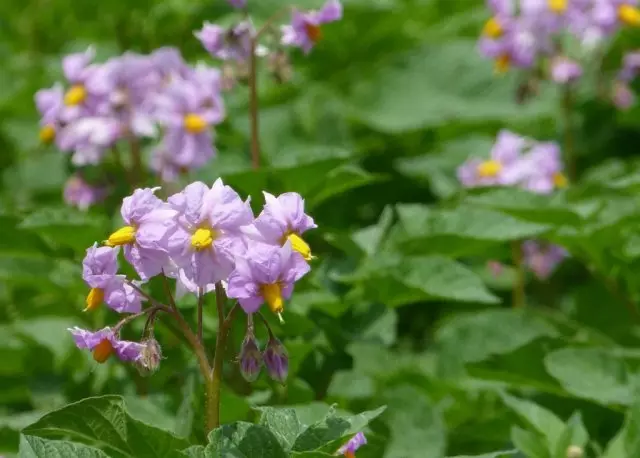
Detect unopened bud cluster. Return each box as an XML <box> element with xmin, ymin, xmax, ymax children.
<box><xmin>239</xmin><ymin>318</ymin><xmax>289</xmax><ymax>384</ymax></box>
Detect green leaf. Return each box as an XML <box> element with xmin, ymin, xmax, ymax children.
<box><xmin>349</xmin><ymin>253</ymin><xmax>499</xmax><ymax>306</ymax></box>
<box><xmin>306</xmin><ymin>164</ymin><xmax>383</xmax><ymax>209</ymax></box>
<box><xmin>257</xmin><ymin>407</ymin><xmax>304</xmax><ymax>451</ymax></box>
<box><xmin>394</xmin><ymin>204</ymin><xmax>549</xmax><ymax>256</ymax></box>
<box><xmin>511</xmin><ymin>426</ymin><xmax>551</xmax><ymax>458</ymax></box>
<box><xmin>208</xmin><ymin>422</ymin><xmax>287</xmax><ymax>458</ymax></box>
<box><xmin>349</xmin><ymin>40</ymin><xmax>553</xmax><ymax>133</ymax></box>
<box><xmin>19</xmin><ymin>435</ymin><xmax>109</xmax><ymax>458</ymax></box>
<box><xmin>382</xmin><ymin>386</ymin><xmax>445</xmax><ymax>458</ymax></box>
<box><xmin>544</xmin><ymin>347</ymin><xmax>632</xmax><ymax>405</ymax></box>
<box><xmin>445</xmin><ymin>451</ymin><xmax>518</xmax><ymax>458</ymax></box>
<box><xmin>292</xmin><ymin>406</ymin><xmax>386</xmax><ymax>452</ymax></box>
<box><xmin>552</xmin><ymin>412</ymin><xmax>588</xmax><ymax>458</ymax></box>
<box><xmin>435</xmin><ymin>309</ymin><xmax>558</xmax><ymax>363</ymax></box>
<box><xmin>22</xmin><ymin>395</ymin><xmax>189</xmax><ymax>458</ymax></box>
<box><xmin>501</xmin><ymin>394</ymin><xmax>564</xmax><ymax>452</ymax></box>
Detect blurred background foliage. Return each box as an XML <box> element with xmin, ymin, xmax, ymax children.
<box><xmin>3</xmin><ymin>0</ymin><xmax>640</xmax><ymax>457</ymax></box>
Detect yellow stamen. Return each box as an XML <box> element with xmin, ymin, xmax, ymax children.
<box><xmin>304</xmin><ymin>23</ymin><xmax>323</xmax><ymax>42</ymax></box>
<box><xmin>482</xmin><ymin>17</ymin><xmax>503</xmax><ymax>38</ymax></box>
<box><xmin>39</xmin><ymin>125</ymin><xmax>56</xmax><ymax>144</ymax></box>
<box><xmin>495</xmin><ymin>54</ymin><xmax>510</xmax><ymax>74</ymax></box>
<box><xmin>183</xmin><ymin>113</ymin><xmax>207</xmax><ymax>134</ymax></box>
<box><xmin>548</xmin><ymin>0</ymin><xmax>567</xmax><ymax>13</ymax></box>
<box><xmin>262</xmin><ymin>283</ymin><xmax>284</xmax><ymax>315</ymax></box>
<box><xmin>64</xmin><ymin>85</ymin><xmax>87</xmax><ymax>106</ymax></box>
<box><xmin>553</xmin><ymin>172</ymin><xmax>568</xmax><ymax>188</ymax></box>
<box><xmin>191</xmin><ymin>227</ymin><xmax>215</xmax><ymax>251</ymax></box>
<box><xmin>619</xmin><ymin>4</ymin><xmax>640</xmax><ymax>26</ymax></box>
<box><xmin>477</xmin><ymin>160</ymin><xmax>503</xmax><ymax>178</ymax></box>
<box><xmin>286</xmin><ymin>233</ymin><xmax>314</xmax><ymax>261</ymax></box>
<box><xmin>84</xmin><ymin>288</ymin><xmax>104</xmax><ymax>311</ymax></box>
<box><xmin>92</xmin><ymin>339</ymin><xmax>114</xmax><ymax>364</ymax></box>
<box><xmin>105</xmin><ymin>226</ymin><xmax>136</xmax><ymax>247</ymax></box>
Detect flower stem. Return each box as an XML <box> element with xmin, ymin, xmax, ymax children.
<box><xmin>197</xmin><ymin>287</ymin><xmax>204</xmax><ymax>343</ymax></box>
<box><xmin>207</xmin><ymin>285</ymin><xmax>238</xmax><ymax>433</ymax></box>
<box><xmin>129</xmin><ymin>136</ymin><xmax>144</xmax><ymax>185</ymax></box>
<box><xmin>560</xmin><ymin>86</ymin><xmax>576</xmax><ymax>181</ymax></box>
<box><xmin>248</xmin><ymin>38</ymin><xmax>261</xmax><ymax>170</ymax></box>
<box><xmin>511</xmin><ymin>241</ymin><xmax>526</xmax><ymax>308</ymax></box>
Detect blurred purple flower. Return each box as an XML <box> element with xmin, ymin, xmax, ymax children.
<box><xmin>68</xmin><ymin>326</ymin><xmax>144</xmax><ymax>363</ymax></box>
<box><xmin>57</xmin><ymin>116</ymin><xmax>121</xmax><ymax>165</ymax></box>
<box><xmin>226</xmin><ymin>241</ymin><xmax>310</xmax><ymax>317</ymax></box>
<box><xmin>195</xmin><ymin>22</ymin><xmax>254</xmax><ymax>62</ymax></box>
<box><xmin>166</xmin><ymin>179</ymin><xmax>253</xmax><ymax>289</ymax></box>
<box><xmin>337</xmin><ymin>432</ymin><xmax>367</xmax><ymax>457</ymax></box>
<box><xmin>281</xmin><ymin>0</ymin><xmax>343</xmax><ymax>53</ymax></box>
<box><xmin>518</xmin><ymin>141</ymin><xmax>567</xmax><ymax>194</ymax></box>
<box><xmin>35</xmin><ymin>84</ymin><xmax>64</xmax><ymax>143</ymax></box>
<box><xmin>82</xmin><ymin>243</ymin><xmax>143</xmax><ymax>313</ymax></box>
<box><xmin>63</xmin><ymin>174</ymin><xmax>106</xmax><ymax>210</ymax></box>
<box><xmin>551</xmin><ymin>56</ymin><xmax>583</xmax><ymax>84</ymax></box>
<box><xmin>523</xmin><ymin>240</ymin><xmax>568</xmax><ymax>280</ymax></box>
<box><xmin>228</xmin><ymin>0</ymin><xmax>246</xmax><ymax>8</ymax></box>
<box><xmin>613</xmin><ymin>80</ymin><xmax>636</xmax><ymax>108</ymax></box>
<box><xmin>59</xmin><ymin>47</ymin><xmax>100</xmax><ymax>122</ymax></box>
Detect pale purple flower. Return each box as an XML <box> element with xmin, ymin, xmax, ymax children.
<box><xmin>457</xmin><ymin>130</ymin><xmax>527</xmax><ymax>188</ymax></box>
<box><xmin>107</xmin><ymin>187</ymin><xmax>177</xmax><ymax>281</ymax></box>
<box><xmin>487</xmin><ymin>260</ymin><xmax>505</xmax><ymax>277</ymax></box>
<box><xmin>68</xmin><ymin>326</ymin><xmax>144</xmax><ymax>363</ymax></box>
<box><xmin>281</xmin><ymin>0</ymin><xmax>343</xmax><ymax>53</ymax></box>
<box><xmin>613</xmin><ymin>80</ymin><xmax>636</xmax><ymax>108</ymax></box>
<box><xmin>226</xmin><ymin>241</ymin><xmax>310</xmax><ymax>315</ymax></box>
<box><xmin>151</xmin><ymin>47</ymin><xmax>191</xmax><ymax>81</ymax></box>
<box><xmin>522</xmin><ymin>240</ymin><xmax>568</xmax><ymax>280</ymax></box>
<box><xmin>63</xmin><ymin>175</ymin><xmax>106</xmax><ymax>210</ymax></box>
<box><xmin>195</xmin><ymin>22</ymin><xmax>254</xmax><ymax>62</ymax></box>
<box><xmin>551</xmin><ymin>56</ymin><xmax>583</xmax><ymax>84</ymax></box>
<box><xmin>57</xmin><ymin>116</ymin><xmax>121</xmax><ymax>165</ymax></box>
<box><xmin>59</xmin><ymin>47</ymin><xmax>100</xmax><ymax>122</ymax></box>
<box><xmin>247</xmin><ymin>192</ymin><xmax>317</xmax><ymax>260</ymax></box>
<box><xmin>82</xmin><ymin>243</ymin><xmax>143</xmax><ymax>313</ymax></box>
<box><xmin>337</xmin><ymin>432</ymin><xmax>367</xmax><ymax>456</ymax></box>
<box><xmin>35</xmin><ymin>83</ymin><xmax>64</xmax><ymax>126</ymax></box>
<box><xmin>228</xmin><ymin>0</ymin><xmax>246</xmax><ymax>8</ymax></box>
<box><xmin>166</xmin><ymin>179</ymin><xmax>253</xmax><ymax>288</ymax></box>
<box><xmin>154</xmin><ymin>72</ymin><xmax>224</xmax><ymax>171</ymax></box>
<box><xmin>618</xmin><ymin>50</ymin><xmax>640</xmax><ymax>81</ymax></box>
<box><xmin>518</xmin><ymin>141</ymin><xmax>566</xmax><ymax>194</ymax></box>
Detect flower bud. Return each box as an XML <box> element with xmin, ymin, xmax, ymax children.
<box><xmin>239</xmin><ymin>332</ymin><xmax>262</xmax><ymax>382</ymax></box>
<box><xmin>566</xmin><ymin>445</ymin><xmax>583</xmax><ymax>458</ymax></box>
<box><xmin>263</xmin><ymin>336</ymin><xmax>288</xmax><ymax>384</ymax></box>
<box><xmin>136</xmin><ymin>338</ymin><xmax>162</xmax><ymax>376</ymax></box>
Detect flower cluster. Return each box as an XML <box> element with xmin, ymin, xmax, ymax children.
<box><xmin>336</xmin><ymin>432</ymin><xmax>367</xmax><ymax>457</ymax></box>
<box><xmin>35</xmin><ymin>47</ymin><xmax>224</xmax><ymax>208</ymax></box>
<box><xmin>458</xmin><ymin>130</ymin><xmax>569</xmax><ymax>279</ymax></box>
<box><xmin>68</xmin><ymin>180</ymin><xmax>316</xmax><ymax>372</ymax></box>
<box><xmin>478</xmin><ymin>0</ymin><xmax>640</xmax><ymax>79</ymax></box>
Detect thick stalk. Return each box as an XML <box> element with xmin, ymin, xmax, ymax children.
<box><xmin>511</xmin><ymin>241</ymin><xmax>526</xmax><ymax>308</ymax></box>
<box><xmin>248</xmin><ymin>38</ymin><xmax>260</xmax><ymax>170</ymax></box>
<box><xmin>207</xmin><ymin>284</ymin><xmax>238</xmax><ymax>433</ymax></box>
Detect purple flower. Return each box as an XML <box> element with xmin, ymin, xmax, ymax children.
<box><xmin>249</xmin><ymin>192</ymin><xmax>317</xmax><ymax>260</ymax></box>
<box><xmin>154</xmin><ymin>72</ymin><xmax>224</xmax><ymax>171</ymax></box>
<box><xmin>522</xmin><ymin>240</ymin><xmax>568</xmax><ymax>280</ymax></box>
<box><xmin>82</xmin><ymin>243</ymin><xmax>143</xmax><ymax>313</ymax></box>
<box><xmin>63</xmin><ymin>175</ymin><xmax>106</xmax><ymax>210</ymax></box>
<box><xmin>195</xmin><ymin>22</ymin><xmax>254</xmax><ymax>62</ymax></box>
<box><xmin>457</xmin><ymin>130</ymin><xmax>527</xmax><ymax>188</ymax></box>
<box><xmin>551</xmin><ymin>56</ymin><xmax>583</xmax><ymax>84</ymax></box>
<box><xmin>68</xmin><ymin>326</ymin><xmax>144</xmax><ymax>363</ymax></box>
<box><xmin>487</xmin><ymin>260</ymin><xmax>505</xmax><ymax>277</ymax></box>
<box><xmin>227</xmin><ymin>241</ymin><xmax>310</xmax><ymax>317</ymax></box>
<box><xmin>57</xmin><ymin>116</ymin><xmax>121</xmax><ymax>165</ymax></box>
<box><xmin>106</xmin><ymin>187</ymin><xmax>177</xmax><ymax>280</ymax></box>
<box><xmin>166</xmin><ymin>179</ymin><xmax>253</xmax><ymax>289</ymax></box>
<box><xmin>228</xmin><ymin>0</ymin><xmax>246</xmax><ymax>8</ymax></box>
<box><xmin>281</xmin><ymin>0</ymin><xmax>343</xmax><ymax>53</ymax></box>
<box><xmin>613</xmin><ymin>80</ymin><xmax>636</xmax><ymax>109</ymax></box>
<box><xmin>263</xmin><ymin>336</ymin><xmax>288</xmax><ymax>383</ymax></box>
<box><xmin>618</xmin><ymin>50</ymin><xmax>640</xmax><ymax>82</ymax></box>
<box><xmin>518</xmin><ymin>141</ymin><xmax>567</xmax><ymax>194</ymax></box>
<box><xmin>35</xmin><ymin>84</ymin><xmax>64</xmax><ymax>143</ymax></box>
<box><xmin>150</xmin><ymin>47</ymin><xmax>191</xmax><ymax>81</ymax></box>
<box><xmin>59</xmin><ymin>47</ymin><xmax>100</xmax><ymax>122</ymax></box>
<box><xmin>337</xmin><ymin>432</ymin><xmax>367</xmax><ymax>457</ymax></box>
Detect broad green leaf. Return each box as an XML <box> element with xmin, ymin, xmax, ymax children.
<box><xmin>544</xmin><ymin>348</ymin><xmax>632</xmax><ymax>405</ymax></box>
<box><xmin>257</xmin><ymin>407</ymin><xmax>304</xmax><ymax>451</ymax></box>
<box><xmin>446</xmin><ymin>451</ymin><xmax>518</xmax><ymax>458</ymax></box>
<box><xmin>349</xmin><ymin>253</ymin><xmax>499</xmax><ymax>306</ymax></box>
<box><xmin>306</xmin><ymin>164</ymin><xmax>383</xmax><ymax>208</ymax></box>
<box><xmin>349</xmin><ymin>40</ymin><xmax>554</xmax><ymax>133</ymax></box>
<box><xmin>19</xmin><ymin>435</ymin><xmax>109</xmax><ymax>458</ymax></box>
<box><xmin>436</xmin><ymin>309</ymin><xmax>558</xmax><ymax>363</ymax></box>
<box><xmin>511</xmin><ymin>426</ymin><xmax>550</xmax><ymax>458</ymax></box>
<box><xmin>174</xmin><ymin>373</ymin><xmax>197</xmax><ymax>438</ymax></box>
<box><xmin>501</xmin><ymin>394</ymin><xmax>564</xmax><ymax>452</ymax></box>
<box><xmin>603</xmin><ymin>403</ymin><xmax>640</xmax><ymax>458</ymax></box>
<box><xmin>552</xmin><ymin>412</ymin><xmax>588</xmax><ymax>458</ymax></box>
<box><xmin>180</xmin><ymin>446</ymin><xmax>205</xmax><ymax>458</ymax></box>
<box><xmin>22</xmin><ymin>395</ymin><xmax>188</xmax><ymax>458</ymax></box>
<box><xmin>382</xmin><ymin>386</ymin><xmax>445</xmax><ymax>458</ymax></box>
<box><xmin>292</xmin><ymin>406</ymin><xmax>386</xmax><ymax>452</ymax></box>
<box><xmin>208</xmin><ymin>422</ymin><xmax>287</xmax><ymax>458</ymax></box>
<box><xmin>327</xmin><ymin>370</ymin><xmax>375</xmax><ymax>400</ymax></box>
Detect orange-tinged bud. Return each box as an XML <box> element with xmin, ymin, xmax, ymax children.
<box><xmin>92</xmin><ymin>339</ymin><xmax>114</xmax><ymax>363</ymax></box>
<box><xmin>304</xmin><ymin>23</ymin><xmax>323</xmax><ymax>42</ymax></box>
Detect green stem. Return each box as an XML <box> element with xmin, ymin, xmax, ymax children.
<box><xmin>207</xmin><ymin>284</ymin><xmax>238</xmax><ymax>433</ymax></box>
<box><xmin>248</xmin><ymin>37</ymin><xmax>260</xmax><ymax>170</ymax></box>
<box><xmin>511</xmin><ymin>241</ymin><xmax>526</xmax><ymax>308</ymax></box>
<box><xmin>560</xmin><ymin>86</ymin><xmax>576</xmax><ymax>181</ymax></box>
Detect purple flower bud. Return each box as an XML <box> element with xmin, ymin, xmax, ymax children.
<box><xmin>522</xmin><ymin>240</ymin><xmax>568</xmax><ymax>280</ymax></box>
<box><xmin>239</xmin><ymin>329</ymin><xmax>262</xmax><ymax>382</ymax></box>
<box><xmin>263</xmin><ymin>336</ymin><xmax>288</xmax><ymax>384</ymax></box>
<box><xmin>228</xmin><ymin>0</ymin><xmax>246</xmax><ymax>8</ymax></box>
<box><xmin>63</xmin><ymin>174</ymin><xmax>106</xmax><ymax>211</ymax></box>
<box><xmin>136</xmin><ymin>338</ymin><xmax>163</xmax><ymax>375</ymax></box>
<box><xmin>550</xmin><ymin>56</ymin><xmax>582</xmax><ymax>84</ymax></box>
<box><xmin>337</xmin><ymin>432</ymin><xmax>367</xmax><ymax>457</ymax></box>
